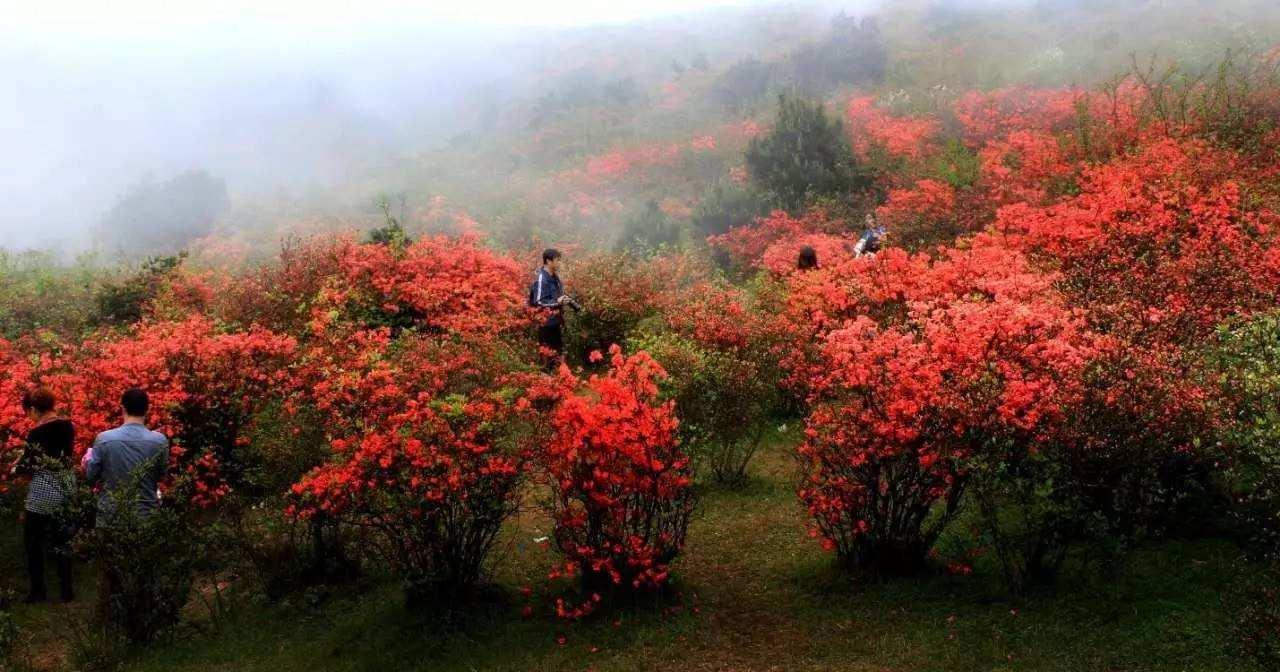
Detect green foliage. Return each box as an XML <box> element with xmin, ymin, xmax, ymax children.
<box><xmin>927</xmin><ymin>137</ymin><xmax>982</xmax><ymax>189</ymax></box>
<box><xmin>63</xmin><ymin>466</ymin><xmax>218</xmax><ymax>645</ymax></box>
<box><xmin>232</xmin><ymin>506</ymin><xmax>359</xmax><ymax>602</ymax></box>
<box><xmin>710</xmin><ymin>57</ymin><xmax>775</xmax><ymax>110</ymax></box>
<box><xmin>0</xmin><ymin>250</ymin><xmax>99</xmax><ymax>339</ymax></box>
<box><xmin>691</xmin><ymin>180</ymin><xmax>769</xmax><ymax>240</ymax></box>
<box><xmin>965</xmin><ymin>442</ymin><xmax>1101</xmax><ymax>595</ymax></box>
<box><xmin>630</xmin><ymin>330</ymin><xmax>777</xmax><ymax>487</ymax></box>
<box><xmin>746</xmin><ymin>95</ymin><xmax>873</xmax><ymax>212</ymax></box>
<box><xmin>367</xmin><ymin>195</ymin><xmax>412</xmax><ymax>248</ymax></box>
<box><xmin>615</xmin><ymin>200</ymin><xmax>684</xmax><ymax>254</ymax></box>
<box><xmin>91</xmin><ymin>253</ymin><xmax>187</xmax><ymax>327</ymax></box>
<box><xmin>81</xmin><ymin>506</ymin><xmax>197</xmax><ymax>644</ymax></box>
<box><xmin>1208</xmin><ymin>311</ymin><xmax>1280</xmax><ymax>557</ymax></box>
<box><xmin>96</xmin><ymin>169</ymin><xmax>229</xmax><ymax>258</ymax></box>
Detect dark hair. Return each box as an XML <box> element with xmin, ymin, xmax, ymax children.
<box><xmin>122</xmin><ymin>387</ymin><xmax>149</xmax><ymax>417</ymax></box>
<box><xmin>542</xmin><ymin>248</ymin><xmax>562</xmax><ymax>264</ymax></box>
<box><xmin>21</xmin><ymin>387</ymin><xmax>56</xmax><ymax>414</ymax></box>
<box><xmin>797</xmin><ymin>245</ymin><xmax>818</xmax><ymax>270</ymax></box>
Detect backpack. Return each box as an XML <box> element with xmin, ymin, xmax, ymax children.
<box><xmin>860</xmin><ymin>228</ymin><xmax>883</xmax><ymax>254</ymax></box>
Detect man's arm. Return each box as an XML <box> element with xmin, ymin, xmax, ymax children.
<box><xmin>151</xmin><ymin>436</ymin><xmax>170</xmax><ymax>485</ymax></box>
<box><xmin>84</xmin><ymin>437</ymin><xmax>104</xmax><ymax>485</ymax></box>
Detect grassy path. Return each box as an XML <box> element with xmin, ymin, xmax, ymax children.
<box><xmin>2</xmin><ymin>433</ymin><xmax>1250</xmax><ymax>671</ymax></box>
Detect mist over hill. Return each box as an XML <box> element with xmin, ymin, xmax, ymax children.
<box><xmin>1</xmin><ymin>0</ymin><xmax>1276</xmax><ymax>256</ymax></box>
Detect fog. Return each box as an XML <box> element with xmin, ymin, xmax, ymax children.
<box><xmin>1</xmin><ymin>0</ymin><xmax>1272</xmax><ymax>253</ymax></box>
<box><xmin>1</xmin><ymin>0</ymin><xmax>824</xmax><ymax>251</ymax></box>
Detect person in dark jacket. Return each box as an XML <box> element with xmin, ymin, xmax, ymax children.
<box><xmin>529</xmin><ymin>248</ymin><xmax>571</xmax><ymax>372</ymax></box>
<box><xmin>13</xmin><ymin>387</ymin><xmax>76</xmax><ymax>603</ymax></box>
<box><xmin>797</xmin><ymin>245</ymin><xmax>819</xmax><ymax>271</ymax></box>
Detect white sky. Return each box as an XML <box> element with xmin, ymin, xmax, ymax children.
<box><xmin>0</xmin><ymin>0</ymin><xmax>756</xmax><ymax>31</ymax></box>
<box><xmin>1</xmin><ymin>0</ymin><xmax>791</xmax><ymax>251</ymax></box>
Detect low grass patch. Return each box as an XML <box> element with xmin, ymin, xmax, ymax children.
<box><xmin>0</xmin><ymin>432</ymin><xmax>1254</xmax><ymax>671</ymax></box>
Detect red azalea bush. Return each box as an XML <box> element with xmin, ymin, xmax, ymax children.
<box><xmin>760</xmin><ymin>232</ymin><xmax>857</xmax><ymax>276</ymax></box>
<box><xmin>772</xmin><ymin>237</ymin><xmax>1056</xmax><ymax>399</ymax></box>
<box><xmin>798</xmin><ymin>280</ymin><xmax>1094</xmax><ymax>573</ymax></box>
<box><xmin>845</xmin><ymin>95</ymin><xmax>941</xmax><ymax>162</ymax></box>
<box><xmin>978</xmin><ymin>130</ymin><xmax>1074</xmax><ymax>206</ymax></box>
<box><xmin>996</xmin><ymin>137</ymin><xmax>1280</xmax><ymax>346</ymax></box>
<box><xmin>289</xmin><ymin>335</ymin><xmax>540</xmax><ymax>602</ymax></box>
<box><xmin>321</xmin><ymin>232</ymin><xmax>530</xmax><ymax>336</ymax></box>
<box><xmin>563</xmin><ymin>250</ymin><xmax>713</xmax><ymax>366</ymax></box>
<box><xmin>874</xmin><ymin>178</ymin><xmax>961</xmax><ymax>250</ymax></box>
<box><xmin>212</xmin><ymin>235</ymin><xmax>346</xmax><ymax>335</ymax></box>
<box><xmin>534</xmin><ymin>346</ymin><xmax>695</xmax><ymax>617</ymax></box>
<box><xmin>952</xmin><ymin>86</ymin><xmax>1083</xmax><ymax>146</ymax></box>
<box><xmin>0</xmin><ymin>338</ymin><xmax>35</xmax><ymax>484</ymax></box>
<box><xmin>708</xmin><ymin>208</ymin><xmax>842</xmax><ymax>270</ymax></box>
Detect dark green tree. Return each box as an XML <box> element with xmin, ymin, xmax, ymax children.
<box><xmin>745</xmin><ymin>95</ymin><xmax>872</xmax><ymax>211</ymax></box>
<box><xmin>616</xmin><ymin>200</ymin><xmax>682</xmax><ymax>254</ymax></box>
<box><xmin>691</xmin><ymin>180</ymin><xmax>768</xmax><ymax>239</ymax></box>
<box><xmin>710</xmin><ymin>58</ymin><xmax>775</xmax><ymax>110</ymax></box>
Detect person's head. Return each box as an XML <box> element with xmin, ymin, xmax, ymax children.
<box><xmin>542</xmin><ymin>248</ymin><xmax>562</xmax><ymax>274</ymax></box>
<box><xmin>797</xmin><ymin>245</ymin><xmax>818</xmax><ymax>270</ymax></box>
<box><xmin>121</xmin><ymin>387</ymin><xmax>149</xmax><ymax>422</ymax></box>
<box><xmin>21</xmin><ymin>387</ymin><xmax>56</xmax><ymax>421</ymax></box>
<box><xmin>864</xmin><ymin>212</ymin><xmax>877</xmax><ymax>228</ymax></box>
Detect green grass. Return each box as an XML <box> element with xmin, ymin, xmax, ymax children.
<box><xmin>2</xmin><ymin>434</ymin><xmax>1254</xmax><ymax>672</ymax></box>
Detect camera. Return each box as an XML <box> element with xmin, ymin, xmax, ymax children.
<box><xmin>562</xmin><ymin>295</ymin><xmax>583</xmax><ymax>313</ymax></box>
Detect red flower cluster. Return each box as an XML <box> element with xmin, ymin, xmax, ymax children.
<box><xmin>1</xmin><ymin>315</ymin><xmax>296</xmax><ymax>506</ymax></box>
<box><xmin>786</xmin><ymin>240</ymin><xmax>1095</xmax><ymax>571</ymax></box>
<box><xmin>0</xmin><ymin>338</ymin><xmax>35</xmax><ymax>480</ymax></box>
<box><xmin>320</xmin><ymin>232</ymin><xmax>530</xmax><ymax>336</ymax></box>
<box><xmin>709</xmin><ymin>209</ymin><xmax>840</xmax><ymax>269</ymax></box>
<box><xmin>534</xmin><ymin>346</ymin><xmax>695</xmax><ymax>618</ymax></box>
<box><xmin>995</xmin><ymin>137</ymin><xmax>1280</xmax><ymax>346</ymax></box>
<box><xmin>289</xmin><ymin>335</ymin><xmax>536</xmax><ymax>591</ymax></box>
<box><xmin>845</xmin><ymin>95</ymin><xmax>941</xmax><ymax>161</ymax></box>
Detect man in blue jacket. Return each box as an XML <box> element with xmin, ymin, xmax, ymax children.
<box><xmin>529</xmin><ymin>248</ymin><xmax>570</xmax><ymax>372</ymax></box>
<box><xmin>84</xmin><ymin>388</ymin><xmax>169</xmax><ymax>523</ymax></box>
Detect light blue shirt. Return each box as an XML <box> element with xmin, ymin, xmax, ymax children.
<box><xmin>85</xmin><ymin>422</ymin><xmax>169</xmax><ymax>521</ymax></box>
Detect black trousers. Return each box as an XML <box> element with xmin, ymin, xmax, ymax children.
<box><xmin>537</xmin><ymin>323</ymin><xmax>564</xmax><ymax>373</ymax></box>
<box><xmin>24</xmin><ymin>511</ymin><xmax>74</xmax><ymax>601</ymax></box>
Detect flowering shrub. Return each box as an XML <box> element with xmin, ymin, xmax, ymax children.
<box><xmin>563</xmin><ymin>250</ymin><xmax>712</xmax><ymax>366</ymax></box>
<box><xmin>321</xmin><ymin>233</ymin><xmax>529</xmax><ymax>336</ymax></box>
<box><xmin>760</xmin><ymin>233</ymin><xmax>857</xmax><ymax>276</ymax></box>
<box><xmin>996</xmin><ymin>138</ymin><xmax>1280</xmax><ymax>346</ymax></box>
<box><xmin>62</xmin><ymin>317</ymin><xmax>295</xmax><ymax>493</ymax></box>
<box><xmin>845</xmin><ymin>95</ymin><xmax>941</xmax><ymax>162</ymax></box>
<box><xmin>0</xmin><ymin>338</ymin><xmax>34</xmax><ymax>484</ymax></box>
<box><xmin>633</xmin><ymin>283</ymin><xmax>780</xmax><ymax>485</ymax></box>
<box><xmin>535</xmin><ymin>346</ymin><xmax>695</xmax><ymax>616</ymax></box>
<box><xmin>978</xmin><ymin>130</ymin><xmax>1074</xmax><ymax>206</ymax></box>
<box><xmin>952</xmin><ymin>86</ymin><xmax>1082</xmax><ymax>146</ymax></box>
<box><xmin>289</xmin><ymin>337</ymin><xmax>539</xmax><ymax>601</ymax></box>
<box><xmin>709</xmin><ymin>209</ymin><xmax>844</xmax><ymax>270</ymax></box>
<box><xmin>798</xmin><ymin>292</ymin><xmax>1093</xmax><ymax>573</ymax></box>
<box><xmin>874</xmin><ymin>178</ymin><xmax>961</xmax><ymax>250</ymax></box>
